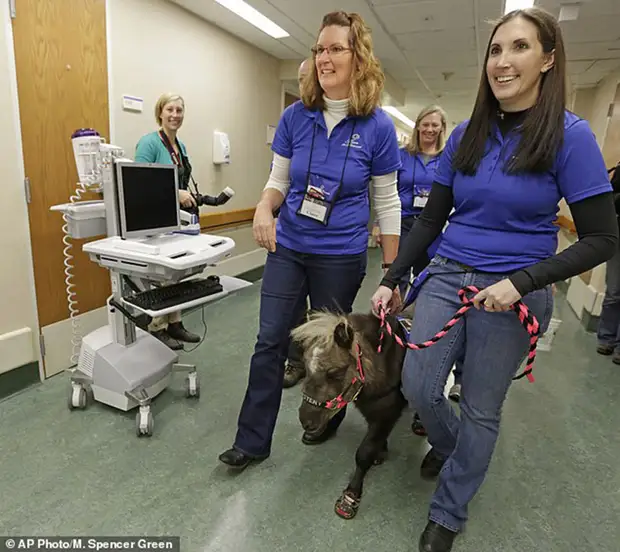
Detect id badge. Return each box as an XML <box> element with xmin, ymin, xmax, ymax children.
<box><xmin>298</xmin><ymin>175</ymin><xmax>339</xmax><ymax>225</ymax></box>
<box><xmin>413</xmin><ymin>187</ymin><xmax>430</xmax><ymax>209</ymax></box>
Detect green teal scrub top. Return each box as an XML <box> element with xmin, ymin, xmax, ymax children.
<box><xmin>135</xmin><ymin>131</ymin><xmax>191</xmax><ymax>190</ymax></box>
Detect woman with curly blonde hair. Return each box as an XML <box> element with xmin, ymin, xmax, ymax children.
<box><xmin>219</xmin><ymin>10</ymin><xmax>402</xmax><ymax>471</ymax></box>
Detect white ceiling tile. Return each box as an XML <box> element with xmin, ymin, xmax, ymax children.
<box><xmin>560</xmin><ymin>16</ymin><xmax>620</xmax><ymax>43</ymax></box>
<box><xmin>587</xmin><ymin>58</ymin><xmax>620</xmax><ymax>73</ymax></box>
<box><xmin>374</xmin><ymin>0</ymin><xmax>475</xmax><ymax>34</ymax></box>
<box><xmin>568</xmin><ymin>60</ymin><xmax>597</xmax><ymax>74</ymax></box>
<box><xmin>166</xmin><ymin>0</ymin><xmax>620</xmax><ymax>126</ymax></box>
<box><xmin>370</xmin><ymin>0</ymin><xmax>431</xmax><ymax>5</ymax></box>
<box><xmin>565</xmin><ymin>41</ymin><xmax>620</xmax><ymax>61</ymax></box>
<box><xmin>395</xmin><ymin>28</ymin><xmax>476</xmax><ymax>52</ymax></box>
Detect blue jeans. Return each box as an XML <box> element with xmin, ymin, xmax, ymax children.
<box><xmin>402</xmin><ymin>256</ymin><xmax>553</xmax><ymax>532</ymax></box>
<box><xmin>286</xmin><ymin>295</ymin><xmax>309</xmax><ymax>365</ymax></box>
<box><xmin>597</xmin><ymin>243</ymin><xmax>620</xmax><ymax>351</ymax></box>
<box><xmin>233</xmin><ymin>244</ymin><xmax>367</xmax><ymax>457</ymax></box>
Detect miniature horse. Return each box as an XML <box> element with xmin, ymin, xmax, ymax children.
<box><xmin>290</xmin><ymin>309</ymin><xmax>409</xmax><ymax>519</ymax></box>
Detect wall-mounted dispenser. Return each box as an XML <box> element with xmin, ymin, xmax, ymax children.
<box><xmin>213</xmin><ymin>131</ymin><xmax>230</xmax><ymax>165</ymax></box>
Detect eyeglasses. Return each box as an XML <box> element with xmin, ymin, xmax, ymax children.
<box><xmin>311</xmin><ymin>45</ymin><xmax>352</xmax><ymax>57</ymax></box>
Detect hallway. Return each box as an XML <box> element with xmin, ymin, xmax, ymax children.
<box><xmin>1</xmin><ymin>249</ymin><xmax>618</xmax><ymax>552</ymax></box>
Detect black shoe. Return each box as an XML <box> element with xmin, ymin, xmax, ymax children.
<box><xmin>302</xmin><ymin>422</ymin><xmax>339</xmax><ymax>445</ymax></box>
<box><xmin>167</xmin><ymin>321</ymin><xmax>200</xmax><ymax>343</ymax></box>
<box><xmin>421</xmin><ymin>448</ymin><xmax>447</xmax><ymax>480</ymax></box>
<box><xmin>218</xmin><ymin>448</ymin><xmax>264</xmax><ymax>471</ymax></box>
<box><xmin>283</xmin><ymin>361</ymin><xmax>306</xmax><ymax>388</ymax></box>
<box><xmin>419</xmin><ymin>521</ymin><xmax>457</xmax><ymax>552</ymax></box>
<box><xmin>152</xmin><ymin>330</ymin><xmax>183</xmax><ymax>351</ymax></box>
<box><xmin>448</xmin><ymin>383</ymin><xmax>461</xmax><ymax>403</ymax></box>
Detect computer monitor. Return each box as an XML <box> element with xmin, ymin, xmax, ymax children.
<box><xmin>115</xmin><ymin>162</ymin><xmax>181</xmax><ymax>239</ymax></box>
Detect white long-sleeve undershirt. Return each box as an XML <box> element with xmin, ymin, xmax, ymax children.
<box><xmin>264</xmin><ymin>97</ymin><xmax>401</xmax><ymax>236</ymax></box>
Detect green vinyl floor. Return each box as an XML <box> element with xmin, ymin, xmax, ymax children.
<box><xmin>1</xmin><ymin>248</ymin><xmax>619</xmax><ymax>552</ymax></box>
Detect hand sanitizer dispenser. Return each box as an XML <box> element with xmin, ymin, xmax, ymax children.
<box><xmin>213</xmin><ymin>131</ymin><xmax>230</xmax><ymax>164</ymax></box>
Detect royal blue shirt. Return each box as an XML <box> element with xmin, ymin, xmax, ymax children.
<box><xmin>397</xmin><ymin>148</ymin><xmax>441</xmax><ymax>218</ymax></box>
<box><xmin>435</xmin><ymin>111</ymin><xmax>613</xmax><ymax>272</ymax></box>
<box><xmin>271</xmin><ymin>101</ymin><xmax>401</xmax><ymax>255</ymax></box>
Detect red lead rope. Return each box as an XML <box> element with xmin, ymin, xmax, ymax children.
<box><xmin>377</xmin><ymin>285</ymin><xmax>541</xmax><ymax>383</ymax></box>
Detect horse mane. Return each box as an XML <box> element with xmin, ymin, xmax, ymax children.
<box><xmin>290</xmin><ymin>309</ymin><xmax>349</xmax><ymax>352</ymax></box>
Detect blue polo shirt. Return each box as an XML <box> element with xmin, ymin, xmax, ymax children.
<box><xmin>397</xmin><ymin>148</ymin><xmax>441</xmax><ymax>218</ymax></box>
<box><xmin>271</xmin><ymin>101</ymin><xmax>401</xmax><ymax>255</ymax></box>
<box><xmin>435</xmin><ymin>111</ymin><xmax>613</xmax><ymax>272</ymax></box>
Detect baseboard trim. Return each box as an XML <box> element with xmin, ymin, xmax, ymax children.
<box><xmin>0</xmin><ymin>361</ymin><xmax>40</xmax><ymax>401</ymax></box>
<box><xmin>581</xmin><ymin>309</ymin><xmax>600</xmax><ymax>333</ymax></box>
<box><xmin>237</xmin><ymin>264</ymin><xmax>265</xmax><ymax>283</ymax></box>
<box><xmin>0</xmin><ymin>327</ymin><xmax>36</xmax><ymax>376</ymax></box>
<box><xmin>202</xmin><ymin>248</ymin><xmax>266</xmax><ymax>280</ymax></box>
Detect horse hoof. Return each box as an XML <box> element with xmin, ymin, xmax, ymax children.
<box><xmin>335</xmin><ymin>490</ymin><xmax>360</xmax><ymax>519</ymax></box>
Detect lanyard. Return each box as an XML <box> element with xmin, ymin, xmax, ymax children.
<box><xmin>158</xmin><ymin>130</ymin><xmax>200</xmax><ymax>194</ymax></box>
<box><xmin>159</xmin><ymin>130</ymin><xmax>183</xmax><ymax>166</ymax></box>
<box><xmin>305</xmin><ymin>119</ymin><xmax>357</xmax><ymax>195</ymax></box>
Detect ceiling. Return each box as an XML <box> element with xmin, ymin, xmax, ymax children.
<box><xmin>170</xmin><ymin>0</ymin><xmax>620</xmax><ymax>125</ymax></box>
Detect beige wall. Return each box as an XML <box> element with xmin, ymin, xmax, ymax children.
<box><xmin>107</xmin><ymin>0</ymin><xmax>282</xmax><ymax>210</ymax></box>
<box><xmin>588</xmin><ymin>71</ymin><xmax>620</xmax><ymax>148</ymax></box>
<box><xmin>559</xmin><ymin>72</ymin><xmax>620</xmax><ymax>222</ymax></box>
<box><xmin>0</xmin><ymin>1</ymin><xmax>40</xmax><ymax>375</ymax></box>
<box><xmin>0</xmin><ymin>0</ymin><xmax>284</xmax><ymax>377</ymax></box>
<box><xmin>562</xmin><ymin>71</ymin><xmax>620</xmax><ymax>319</ymax></box>
<box><xmin>571</xmin><ymin>86</ymin><xmax>596</xmax><ymax>122</ymax></box>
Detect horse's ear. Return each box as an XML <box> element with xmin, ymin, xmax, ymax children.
<box><xmin>334</xmin><ymin>321</ymin><xmax>354</xmax><ymax>349</ymax></box>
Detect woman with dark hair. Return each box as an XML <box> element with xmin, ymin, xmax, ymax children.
<box><xmin>372</xmin><ymin>8</ymin><xmax>617</xmax><ymax>551</ymax></box>
<box><xmin>219</xmin><ymin>10</ymin><xmax>402</xmax><ymax>472</ymax></box>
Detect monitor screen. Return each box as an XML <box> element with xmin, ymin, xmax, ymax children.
<box><xmin>117</xmin><ymin>163</ymin><xmax>180</xmax><ymax>238</ymax></box>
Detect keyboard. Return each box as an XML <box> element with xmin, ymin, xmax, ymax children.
<box><xmin>124</xmin><ymin>276</ymin><xmax>223</xmax><ymax>312</ymax></box>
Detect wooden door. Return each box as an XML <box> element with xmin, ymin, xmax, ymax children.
<box><xmin>11</xmin><ymin>0</ymin><xmax>111</xmax><ymax>376</ymax></box>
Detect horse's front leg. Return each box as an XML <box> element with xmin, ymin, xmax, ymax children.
<box><xmin>334</xmin><ymin>418</ymin><xmax>397</xmax><ymax>520</ymax></box>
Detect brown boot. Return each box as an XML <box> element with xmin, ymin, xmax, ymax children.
<box><xmin>283</xmin><ymin>361</ymin><xmax>306</xmax><ymax>388</ymax></box>
<box><xmin>152</xmin><ymin>330</ymin><xmax>183</xmax><ymax>351</ymax></box>
<box><xmin>167</xmin><ymin>321</ymin><xmax>200</xmax><ymax>343</ymax></box>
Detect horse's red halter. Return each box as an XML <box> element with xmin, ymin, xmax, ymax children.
<box><xmin>378</xmin><ymin>285</ymin><xmax>541</xmax><ymax>383</ymax></box>
<box><xmin>301</xmin><ymin>342</ymin><xmax>366</xmax><ymax>412</ymax></box>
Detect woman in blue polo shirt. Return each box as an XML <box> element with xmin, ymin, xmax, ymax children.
<box><xmin>372</xmin><ymin>8</ymin><xmax>617</xmax><ymax>552</ymax></box>
<box><xmin>219</xmin><ymin>10</ymin><xmax>402</xmax><ymax>471</ymax></box>
<box><xmin>397</xmin><ymin>105</ymin><xmax>446</xmax><ymax>283</ymax></box>
<box><xmin>397</xmin><ymin>105</ymin><xmax>464</xmax><ymax>436</ymax></box>
<box><xmin>134</xmin><ymin>93</ymin><xmax>200</xmax><ymax>350</ymax></box>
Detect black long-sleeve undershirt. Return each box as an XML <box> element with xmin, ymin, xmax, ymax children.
<box><xmin>380</xmin><ymin>183</ymin><xmax>619</xmax><ymax>297</ymax></box>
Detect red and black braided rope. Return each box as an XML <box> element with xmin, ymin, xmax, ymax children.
<box><xmin>378</xmin><ymin>285</ymin><xmax>541</xmax><ymax>383</ymax></box>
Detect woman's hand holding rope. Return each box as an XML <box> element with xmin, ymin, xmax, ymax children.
<box><xmin>472</xmin><ymin>279</ymin><xmax>522</xmax><ymax>312</ymax></box>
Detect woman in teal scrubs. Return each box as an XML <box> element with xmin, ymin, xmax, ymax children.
<box><xmin>134</xmin><ymin>93</ymin><xmax>200</xmax><ymax>350</ymax></box>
